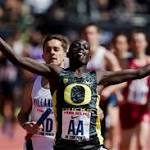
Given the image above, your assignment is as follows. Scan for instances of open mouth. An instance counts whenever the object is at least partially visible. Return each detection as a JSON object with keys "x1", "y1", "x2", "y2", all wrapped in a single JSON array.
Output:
[{"x1": 77, "y1": 52, "x2": 84, "y2": 56}]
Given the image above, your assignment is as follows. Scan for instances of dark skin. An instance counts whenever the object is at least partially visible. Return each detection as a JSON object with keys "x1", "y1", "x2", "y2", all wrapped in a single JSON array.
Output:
[{"x1": 0, "y1": 37, "x2": 150, "y2": 93}]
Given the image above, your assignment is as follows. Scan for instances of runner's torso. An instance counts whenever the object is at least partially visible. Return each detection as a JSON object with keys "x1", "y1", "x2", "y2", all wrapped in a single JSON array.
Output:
[
  {"x1": 124, "y1": 59, "x2": 150, "y2": 105},
  {"x1": 30, "y1": 76, "x2": 56, "y2": 141},
  {"x1": 87, "y1": 46, "x2": 106, "y2": 71},
  {"x1": 120, "y1": 59, "x2": 150, "y2": 129},
  {"x1": 53, "y1": 69, "x2": 103, "y2": 147}
]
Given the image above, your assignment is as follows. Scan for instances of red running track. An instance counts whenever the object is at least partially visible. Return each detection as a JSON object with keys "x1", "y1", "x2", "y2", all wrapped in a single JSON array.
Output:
[{"x1": 0, "y1": 123, "x2": 26, "y2": 150}]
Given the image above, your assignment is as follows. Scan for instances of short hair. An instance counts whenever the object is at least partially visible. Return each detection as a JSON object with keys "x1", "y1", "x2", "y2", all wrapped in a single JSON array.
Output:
[
  {"x1": 130, "y1": 29, "x2": 147, "y2": 41},
  {"x1": 81, "y1": 22, "x2": 101, "y2": 33},
  {"x1": 112, "y1": 32, "x2": 128, "y2": 44},
  {"x1": 43, "y1": 34, "x2": 69, "y2": 52}
]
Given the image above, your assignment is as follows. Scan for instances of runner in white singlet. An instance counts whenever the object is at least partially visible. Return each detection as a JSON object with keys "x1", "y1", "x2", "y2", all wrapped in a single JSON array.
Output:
[
  {"x1": 30, "y1": 76, "x2": 55, "y2": 150},
  {"x1": 17, "y1": 34, "x2": 69, "y2": 150},
  {"x1": 82, "y1": 23, "x2": 125, "y2": 150}
]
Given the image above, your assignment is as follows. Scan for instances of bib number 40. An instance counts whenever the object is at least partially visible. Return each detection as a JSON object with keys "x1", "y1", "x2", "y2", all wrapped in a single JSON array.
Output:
[{"x1": 41, "y1": 117, "x2": 55, "y2": 136}]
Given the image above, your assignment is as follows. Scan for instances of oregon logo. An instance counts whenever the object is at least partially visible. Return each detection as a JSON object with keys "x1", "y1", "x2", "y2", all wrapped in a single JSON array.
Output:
[
  {"x1": 64, "y1": 83, "x2": 91, "y2": 106},
  {"x1": 63, "y1": 78, "x2": 68, "y2": 84}
]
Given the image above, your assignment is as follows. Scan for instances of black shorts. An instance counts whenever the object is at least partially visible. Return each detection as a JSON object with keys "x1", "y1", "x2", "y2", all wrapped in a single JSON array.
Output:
[
  {"x1": 54, "y1": 144, "x2": 108, "y2": 150},
  {"x1": 25, "y1": 139, "x2": 33, "y2": 150}
]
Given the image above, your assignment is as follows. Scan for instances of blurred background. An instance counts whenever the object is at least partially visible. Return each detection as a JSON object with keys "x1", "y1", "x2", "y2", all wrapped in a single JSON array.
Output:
[{"x1": 0, "y1": 0, "x2": 150, "y2": 150}]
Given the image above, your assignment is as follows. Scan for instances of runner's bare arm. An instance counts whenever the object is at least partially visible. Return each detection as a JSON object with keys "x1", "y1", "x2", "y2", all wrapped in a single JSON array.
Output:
[
  {"x1": 17, "y1": 82, "x2": 43, "y2": 134},
  {"x1": 99, "y1": 64, "x2": 150, "y2": 87},
  {"x1": 17, "y1": 82, "x2": 32, "y2": 129},
  {"x1": 0, "y1": 37, "x2": 62, "y2": 76}
]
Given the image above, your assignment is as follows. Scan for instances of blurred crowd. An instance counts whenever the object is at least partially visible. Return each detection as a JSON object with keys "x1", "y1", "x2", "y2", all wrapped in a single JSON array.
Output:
[{"x1": 0, "y1": 0, "x2": 150, "y2": 150}]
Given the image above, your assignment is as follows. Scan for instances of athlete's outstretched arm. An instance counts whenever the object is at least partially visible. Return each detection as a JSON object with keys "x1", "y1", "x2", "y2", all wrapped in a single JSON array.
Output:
[
  {"x1": 99, "y1": 64, "x2": 150, "y2": 87},
  {"x1": 0, "y1": 37, "x2": 52, "y2": 76}
]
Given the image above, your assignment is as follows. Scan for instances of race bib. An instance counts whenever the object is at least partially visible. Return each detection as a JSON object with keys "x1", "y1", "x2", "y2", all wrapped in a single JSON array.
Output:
[
  {"x1": 62, "y1": 109, "x2": 91, "y2": 141},
  {"x1": 128, "y1": 78, "x2": 148, "y2": 105},
  {"x1": 40, "y1": 112, "x2": 56, "y2": 138}
]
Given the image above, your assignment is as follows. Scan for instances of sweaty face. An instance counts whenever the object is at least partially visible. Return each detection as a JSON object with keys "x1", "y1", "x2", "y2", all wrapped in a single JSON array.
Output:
[
  {"x1": 131, "y1": 33, "x2": 147, "y2": 54},
  {"x1": 43, "y1": 39, "x2": 65, "y2": 66},
  {"x1": 68, "y1": 40, "x2": 89, "y2": 65}
]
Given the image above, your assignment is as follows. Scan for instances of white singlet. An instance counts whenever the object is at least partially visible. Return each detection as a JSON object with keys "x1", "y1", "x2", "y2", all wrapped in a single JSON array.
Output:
[
  {"x1": 87, "y1": 46, "x2": 106, "y2": 71},
  {"x1": 29, "y1": 76, "x2": 56, "y2": 150}
]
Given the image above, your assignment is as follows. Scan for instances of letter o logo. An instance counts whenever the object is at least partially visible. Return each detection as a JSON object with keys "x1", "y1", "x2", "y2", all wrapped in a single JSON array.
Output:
[{"x1": 64, "y1": 83, "x2": 91, "y2": 106}]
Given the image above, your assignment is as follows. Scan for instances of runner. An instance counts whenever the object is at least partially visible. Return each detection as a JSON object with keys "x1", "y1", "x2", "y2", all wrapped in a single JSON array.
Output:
[
  {"x1": 1, "y1": 38, "x2": 150, "y2": 150},
  {"x1": 119, "y1": 31, "x2": 150, "y2": 150},
  {"x1": 17, "y1": 34, "x2": 69, "y2": 150},
  {"x1": 82, "y1": 23, "x2": 126, "y2": 150},
  {"x1": 110, "y1": 32, "x2": 130, "y2": 150}
]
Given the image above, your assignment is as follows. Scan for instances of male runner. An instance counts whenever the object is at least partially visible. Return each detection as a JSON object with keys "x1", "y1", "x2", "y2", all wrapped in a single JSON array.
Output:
[
  {"x1": 17, "y1": 34, "x2": 69, "y2": 150},
  {"x1": 1, "y1": 38, "x2": 150, "y2": 150},
  {"x1": 119, "y1": 31, "x2": 150, "y2": 150},
  {"x1": 82, "y1": 23, "x2": 126, "y2": 150}
]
